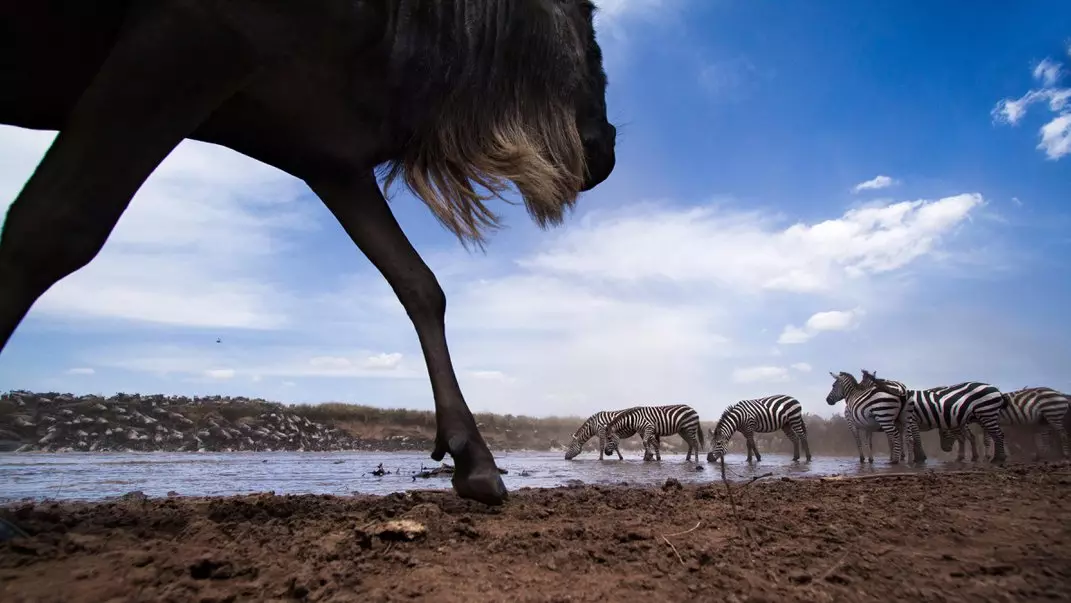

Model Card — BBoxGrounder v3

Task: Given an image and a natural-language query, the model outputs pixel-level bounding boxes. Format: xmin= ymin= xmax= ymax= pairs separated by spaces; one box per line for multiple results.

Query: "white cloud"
xmin=790 ymin=362 xmax=812 ymax=373
xmin=1034 ymin=58 xmax=1063 ymax=88
xmin=204 ymin=369 xmax=236 ymax=380
xmin=698 ymin=58 xmax=760 ymax=100
xmin=521 ymin=194 xmax=983 ymax=294
xmin=778 ymin=308 xmax=865 ymax=345
xmin=1038 ymin=113 xmax=1071 ymax=159
xmin=65 ymin=368 xmax=95 ymax=376
xmin=852 ymin=175 xmax=897 ymax=193
xmin=0 ymin=126 xmax=313 ymax=330
xmin=992 ymin=53 xmax=1071 ymax=161
xmin=732 ymin=366 xmax=789 ymax=384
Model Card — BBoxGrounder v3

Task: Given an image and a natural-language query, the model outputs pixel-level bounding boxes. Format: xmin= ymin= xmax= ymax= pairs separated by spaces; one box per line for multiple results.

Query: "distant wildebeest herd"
xmin=564 ymin=371 xmax=1071 ymax=466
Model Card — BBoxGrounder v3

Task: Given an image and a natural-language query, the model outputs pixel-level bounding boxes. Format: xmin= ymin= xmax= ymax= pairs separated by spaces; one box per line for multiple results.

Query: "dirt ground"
xmin=2 ymin=462 xmax=1070 ymax=602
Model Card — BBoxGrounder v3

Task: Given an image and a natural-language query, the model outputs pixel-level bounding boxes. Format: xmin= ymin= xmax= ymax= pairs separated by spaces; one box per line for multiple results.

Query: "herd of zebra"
xmin=563 ymin=370 xmax=1071 ymax=466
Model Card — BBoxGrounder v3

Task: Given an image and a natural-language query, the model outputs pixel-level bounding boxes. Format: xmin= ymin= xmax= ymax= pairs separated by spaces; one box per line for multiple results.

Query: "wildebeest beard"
xmin=379 ymin=0 xmax=597 ymax=247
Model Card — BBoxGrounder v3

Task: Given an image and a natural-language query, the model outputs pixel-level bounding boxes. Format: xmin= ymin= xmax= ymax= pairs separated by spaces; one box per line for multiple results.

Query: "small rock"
xmin=166 ymin=491 xmax=179 ymax=498
xmin=121 ymin=490 xmax=148 ymax=502
xmin=790 ymin=573 xmax=812 ymax=584
xmin=373 ymin=519 xmax=427 ymax=542
xmin=662 ymin=478 xmax=682 ymax=491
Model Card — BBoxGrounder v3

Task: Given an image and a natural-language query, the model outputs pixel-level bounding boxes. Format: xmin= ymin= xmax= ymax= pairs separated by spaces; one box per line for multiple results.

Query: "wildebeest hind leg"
xmin=313 ymin=175 xmax=507 ymax=506
xmin=0 ymin=4 xmax=259 ymax=354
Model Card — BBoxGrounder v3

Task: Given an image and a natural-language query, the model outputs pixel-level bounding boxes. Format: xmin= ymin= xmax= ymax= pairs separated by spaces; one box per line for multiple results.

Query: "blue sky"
xmin=1 ymin=0 xmax=1069 ymax=418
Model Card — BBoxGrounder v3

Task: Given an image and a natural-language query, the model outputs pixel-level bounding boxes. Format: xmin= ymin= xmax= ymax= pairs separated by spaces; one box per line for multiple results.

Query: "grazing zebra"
xmin=601 ymin=404 xmax=704 ymax=461
xmin=564 ymin=410 xmax=640 ymax=460
xmin=979 ymin=387 xmax=1071 ymax=460
xmin=860 ymin=369 xmax=978 ymax=462
xmin=826 ymin=371 xmax=918 ymax=464
xmin=866 ymin=373 xmax=1008 ymax=464
xmin=706 ymin=395 xmax=812 ymax=463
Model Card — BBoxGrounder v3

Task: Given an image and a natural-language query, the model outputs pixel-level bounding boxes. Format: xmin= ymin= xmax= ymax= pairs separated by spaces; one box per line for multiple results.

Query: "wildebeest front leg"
xmin=313 ymin=175 xmax=507 ymax=506
xmin=0 ymin=4 xmax=259 ymax=353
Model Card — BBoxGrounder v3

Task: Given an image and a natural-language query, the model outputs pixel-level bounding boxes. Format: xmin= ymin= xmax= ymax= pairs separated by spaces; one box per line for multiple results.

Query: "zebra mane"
xmin=572 ymin=411 xmax=612 ymax=440
xmin=712 ymin=404 xmax=738 ymax=439
xmin=602 ymin=405 xmax=646 ymax=434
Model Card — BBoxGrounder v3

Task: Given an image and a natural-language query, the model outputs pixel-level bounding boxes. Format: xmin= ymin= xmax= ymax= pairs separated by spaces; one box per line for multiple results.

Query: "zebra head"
xmin=826 ymin=371 xmax=857 ymax=405
xmin=707 ymin=437 xmax=728 ymax=463
xmin=938 ymin=429 xmax=957 ymax=453
xmin=706 ymin=414 xmax=733 ymax=462
xmin=859 ymin=369 xmax=878 ymax=389
xmin=564 ymin=435 xmax=584 ymax=459
xmin=602 ymin=431 xmax=620 ymax=456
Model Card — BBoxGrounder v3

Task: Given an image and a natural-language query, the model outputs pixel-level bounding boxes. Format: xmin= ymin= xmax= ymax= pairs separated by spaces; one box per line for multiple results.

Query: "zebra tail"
xmin=698 ymin=422 xmax=706 ymax=448
xmin=1000 ymin=392 xmax=1012 ymax=411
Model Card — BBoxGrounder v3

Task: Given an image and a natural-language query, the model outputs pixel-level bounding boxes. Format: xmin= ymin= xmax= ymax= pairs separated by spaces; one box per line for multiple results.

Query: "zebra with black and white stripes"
xmin=826 ymin=371 xmax=919 ymax=464
xmin=564 ymin=410 xmax=637 ymax=460
xmin=601 ymin=404 xmax=704 ymax=461
xmin=706 ymin=395 xmax=812 ymax=463
xmin=867 ymin=373 xmax=1008 ymax=464
xmin=860 ymin=369 xmax=977 ymax=462
xmin=980 ymin=387 xmax=1070 ymax=460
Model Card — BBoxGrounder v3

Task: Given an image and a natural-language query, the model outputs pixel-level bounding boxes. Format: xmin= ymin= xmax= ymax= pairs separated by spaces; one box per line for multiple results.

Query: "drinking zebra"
xmin=601 ymin=404 xmax=704 ymax=461
xmin=864 ymin=372 xmax=1008 ymax=463
xmin=979 ymin=387 xmax=1070 ymax=460
xmin=860 ymin=369 xmax=977 ymax=462
xmin=706 ymin=395 xmax=812 ymax=463
xmin=564 ymin=410 xmax=642 ymax=460
xmin=826 ymin=371 xmax=918 ymax=464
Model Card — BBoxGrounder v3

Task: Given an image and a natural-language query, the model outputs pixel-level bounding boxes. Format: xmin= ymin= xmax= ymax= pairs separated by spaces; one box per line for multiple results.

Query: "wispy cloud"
xmin=778 ymin=308 xmax=865 ymax=345
xmin=732 ymin=365 xmax=789 ymax=384
xmin=852 ymin=175 xmax=898 ymax=193
xmin=992 ymin=49 xmax=1071 ymax=160
xmin=65 ymin=368 xmax=95 ymax=376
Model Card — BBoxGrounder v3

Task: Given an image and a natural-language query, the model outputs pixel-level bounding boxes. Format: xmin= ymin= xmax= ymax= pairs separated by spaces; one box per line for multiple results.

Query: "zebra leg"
xmin=965 ymin=426 xmax=979 ymax=462
xmin=798 ymin=425 xmax=812 ymax=462
xmin=881 ymin=423 xmax=902 ymax=464
xmin=848 ymin=422 xmax=868 ymax=463
xmin=1033 ymin=428 xmax=1052 ymax=461
xmin=907 ymin=415 xmax=926 ymax=464
xmin=978 ymin=418 xmax=1007 ymax=464
xmin=1056 ymin=423 xmax=1071 ymax=459
xmin=782 ymin=425 xmax=800 ymax=461
xmin=597 ymin=434 xmax=605 ymax=460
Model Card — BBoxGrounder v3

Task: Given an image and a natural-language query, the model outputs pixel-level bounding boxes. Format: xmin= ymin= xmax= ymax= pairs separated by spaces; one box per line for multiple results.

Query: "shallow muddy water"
xmin=0 ymin=449 xmax=983 ymax=502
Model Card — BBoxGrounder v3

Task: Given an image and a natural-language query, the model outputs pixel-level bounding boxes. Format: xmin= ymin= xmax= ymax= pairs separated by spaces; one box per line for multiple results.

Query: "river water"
xmin=0 ymin=450 xmax=978 ymax=503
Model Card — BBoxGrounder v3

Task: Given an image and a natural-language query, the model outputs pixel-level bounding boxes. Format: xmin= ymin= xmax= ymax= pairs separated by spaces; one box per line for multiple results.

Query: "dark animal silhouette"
xmin=0 ymin=0 xmax=617 ymax=508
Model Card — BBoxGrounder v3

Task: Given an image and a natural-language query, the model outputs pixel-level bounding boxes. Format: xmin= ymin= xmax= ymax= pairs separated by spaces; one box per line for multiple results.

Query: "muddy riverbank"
xmin=2 ymin=462 xmax=1070 ymax=602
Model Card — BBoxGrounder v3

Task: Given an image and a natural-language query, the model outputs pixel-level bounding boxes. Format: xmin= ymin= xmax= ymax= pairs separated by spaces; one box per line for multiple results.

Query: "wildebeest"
xmin=0 ymin=0 xmax=617 ymax=508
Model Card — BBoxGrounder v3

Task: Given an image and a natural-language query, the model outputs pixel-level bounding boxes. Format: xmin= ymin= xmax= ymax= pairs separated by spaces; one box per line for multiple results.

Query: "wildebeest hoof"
xmin=452 ymin=464 xmax=508 ymax=506
xmin=433 ymin=430 xmax=509 ymax=506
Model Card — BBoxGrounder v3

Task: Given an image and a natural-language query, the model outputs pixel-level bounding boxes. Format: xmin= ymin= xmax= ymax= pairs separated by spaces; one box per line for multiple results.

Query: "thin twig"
xmin=740 ymin=472 xmax=775 ymax=489
xmin=664 ymin=520 xmax=702 ymax=538
xmin=820 ymin=550 xmax=851 ymax=581
xmin=661 ymin=535 xmax=684 ymax=565
xmin=720 ymin=457 xmax=755 ymax=560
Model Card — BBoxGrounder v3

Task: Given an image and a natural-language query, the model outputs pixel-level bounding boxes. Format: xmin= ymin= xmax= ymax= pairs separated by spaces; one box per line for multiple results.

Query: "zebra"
xmin=601 ymin=404 xmax=704 ymax=461
xmin=979 ymin=387 xmax=1070 ymax=460
xmin=860 ymin=369 xmax=978 ymax=462
xmin=706 ymin=395 xmax=812 ymax=463
xmin=826 ymin=371 xmax=919 ymax=464
xmin=564 ymin=410 xmax=642 ymax=460
xmin=865 ymin=372 xmax=1008 ymax=464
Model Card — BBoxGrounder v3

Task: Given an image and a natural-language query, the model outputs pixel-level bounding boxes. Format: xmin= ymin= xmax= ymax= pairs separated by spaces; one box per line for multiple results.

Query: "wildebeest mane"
xmin=380 ymin=0 xmax=595 ymax=246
